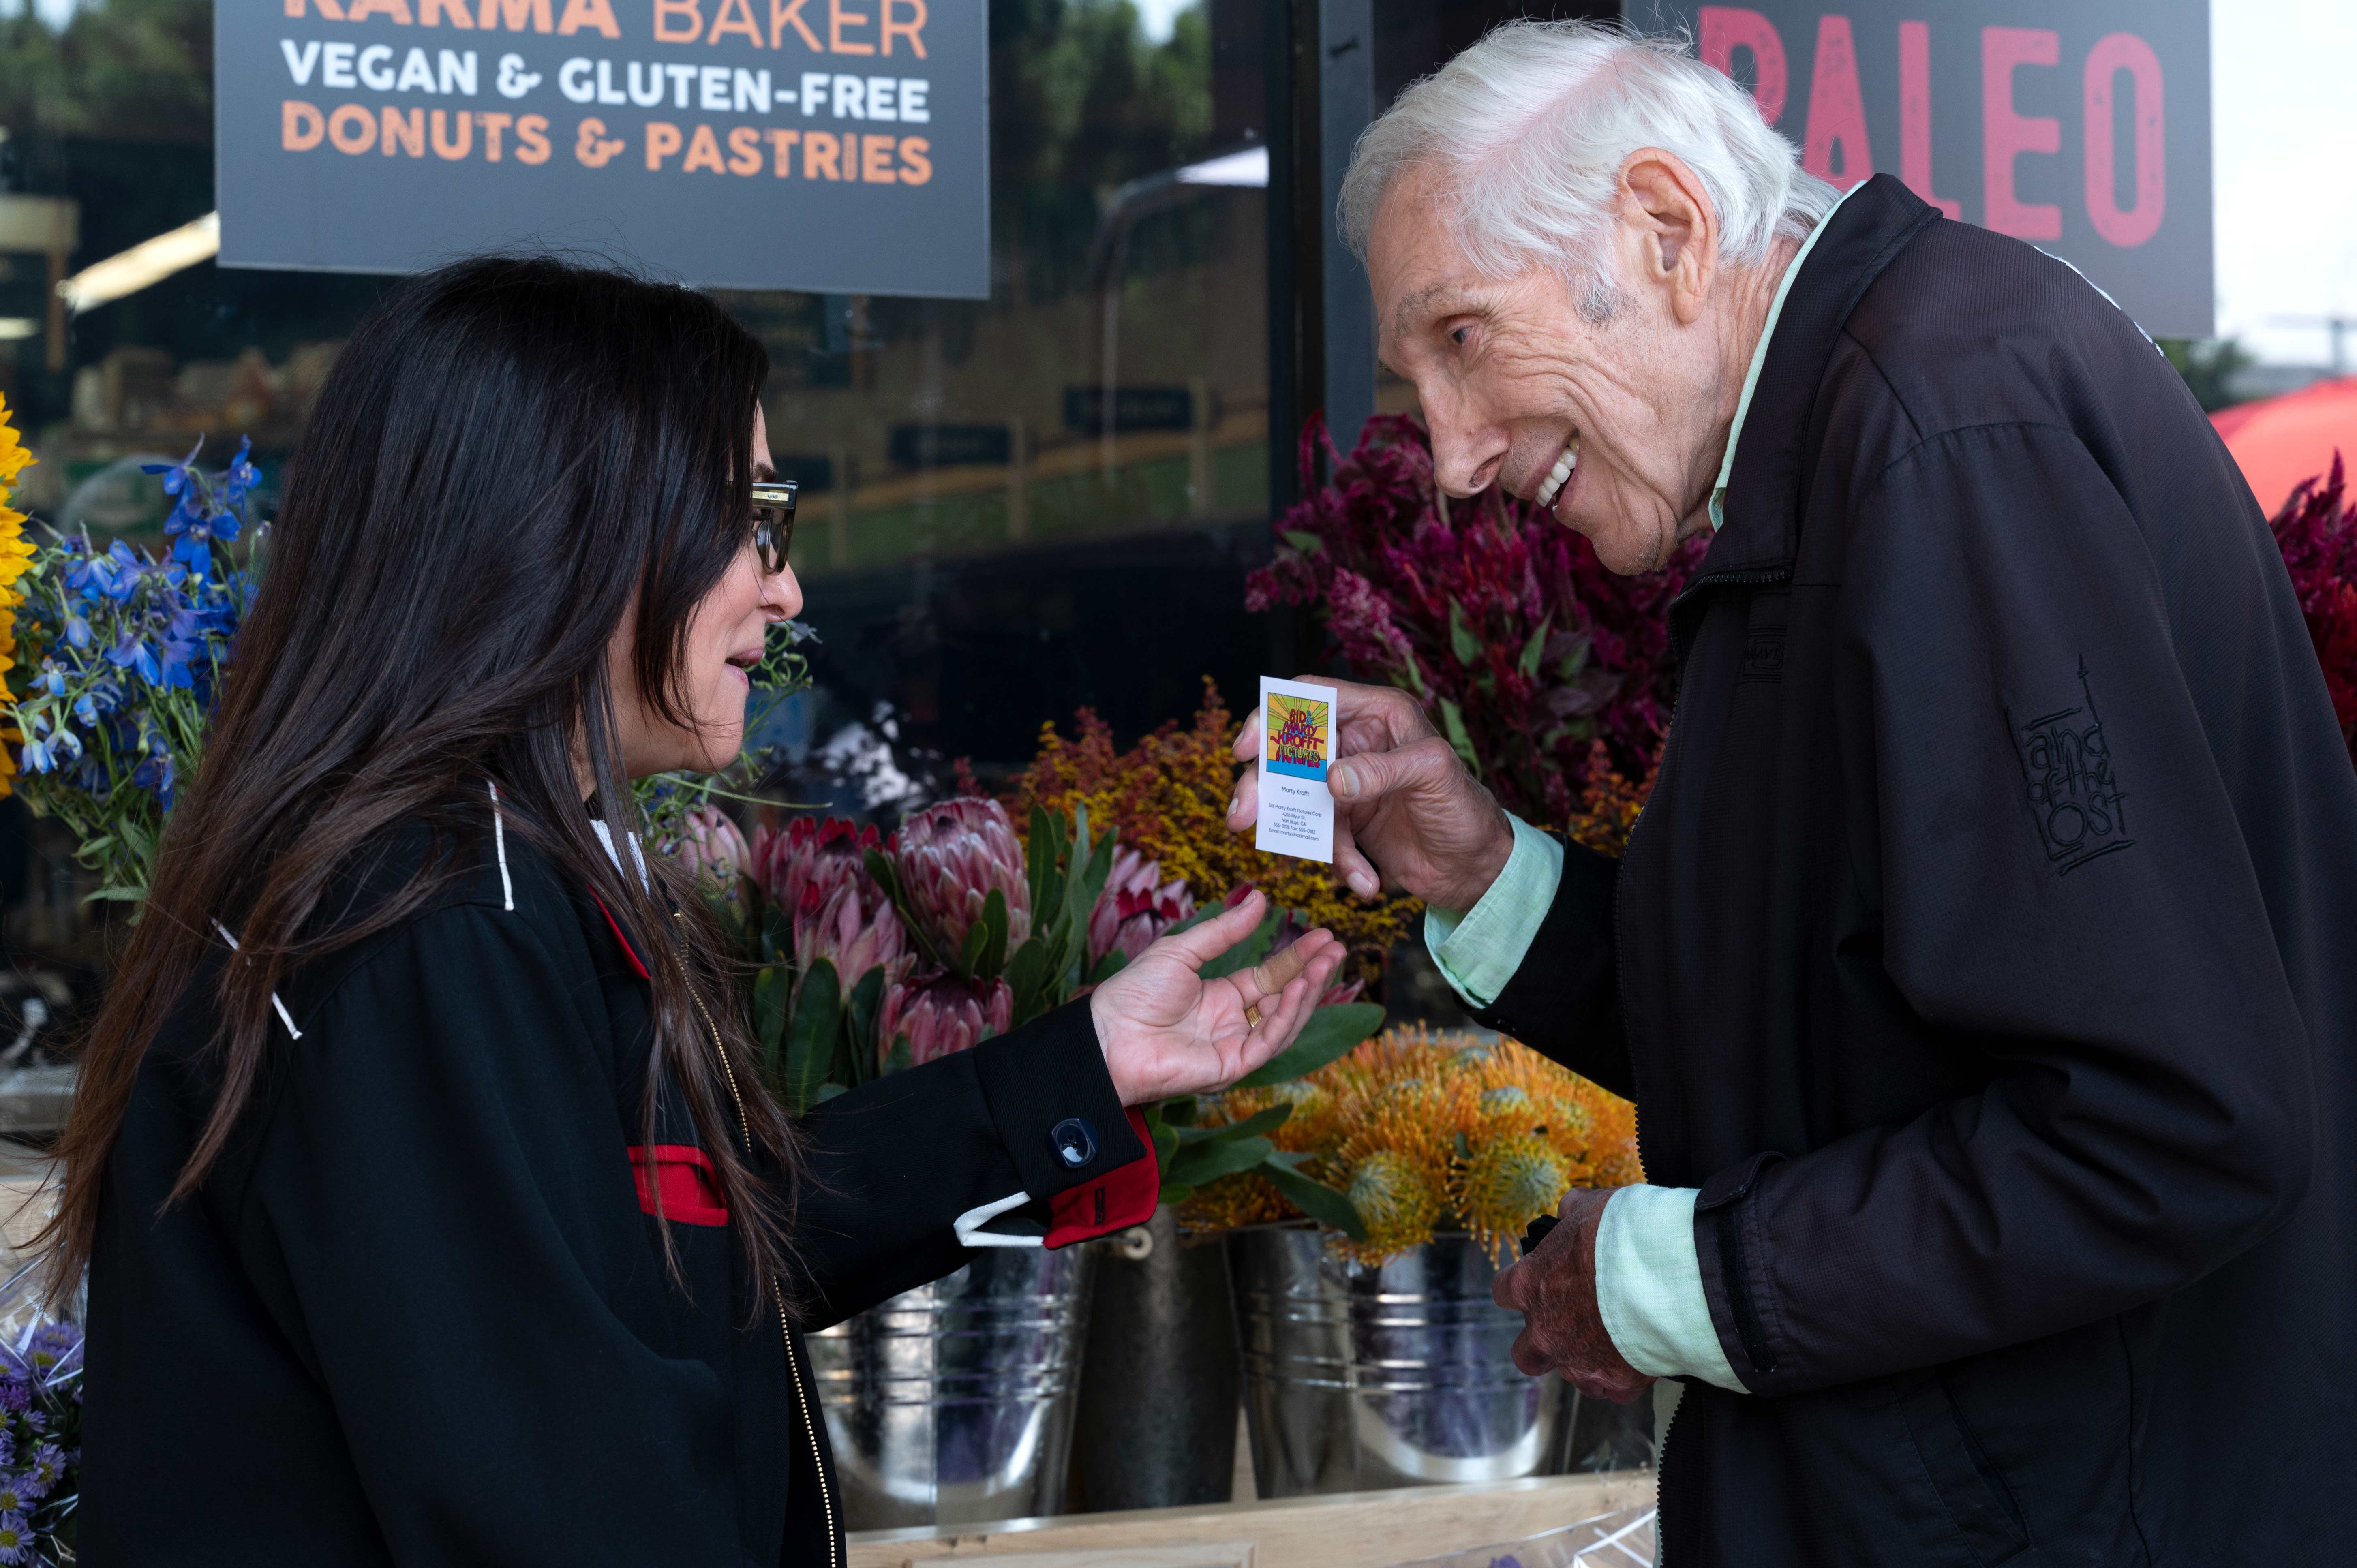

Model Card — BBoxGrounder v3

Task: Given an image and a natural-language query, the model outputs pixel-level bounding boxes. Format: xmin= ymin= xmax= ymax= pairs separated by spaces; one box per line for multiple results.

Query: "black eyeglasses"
xmin=750 ymin=481 xmax=798 ymax=574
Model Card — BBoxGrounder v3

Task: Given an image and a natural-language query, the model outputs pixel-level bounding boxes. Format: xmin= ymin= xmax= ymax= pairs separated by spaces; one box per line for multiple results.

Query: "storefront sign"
xmin=216 ymin=0 xmax=989 ymax=298
xmin=1628 ymin=2 xmax=2210 ymax=335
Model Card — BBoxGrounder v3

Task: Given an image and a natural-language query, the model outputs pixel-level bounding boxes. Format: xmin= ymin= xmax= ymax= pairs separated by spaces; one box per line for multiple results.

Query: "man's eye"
xmin=1451 ymin=326 xmax=1473 ymax=348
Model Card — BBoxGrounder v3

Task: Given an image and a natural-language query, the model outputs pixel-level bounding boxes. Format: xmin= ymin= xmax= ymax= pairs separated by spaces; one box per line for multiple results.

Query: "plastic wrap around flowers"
xmin=1 ymin=435 xmax=259 ymax=905
xmin=0 ymin=1264 xmax=84 ymax=1566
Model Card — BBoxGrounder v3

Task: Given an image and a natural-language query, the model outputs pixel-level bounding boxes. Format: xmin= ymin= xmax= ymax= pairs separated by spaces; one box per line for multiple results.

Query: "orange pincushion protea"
xmin=1181 ymin=1025 xmax=1642 ymax=1261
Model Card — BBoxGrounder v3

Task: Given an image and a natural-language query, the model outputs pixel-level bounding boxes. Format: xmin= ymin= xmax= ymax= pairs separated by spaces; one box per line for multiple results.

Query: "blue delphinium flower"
xmin=131 ymin=743 xmax=176 ymax=810
xmin=105 ymin=630 xmax=161 ymax=686
xmin=0 ymin=1510 xmax=32 ymax=1564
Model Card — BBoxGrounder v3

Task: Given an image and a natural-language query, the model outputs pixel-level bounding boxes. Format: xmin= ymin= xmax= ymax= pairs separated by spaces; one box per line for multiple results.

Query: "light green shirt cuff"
xmin=1421 ymin=814 xmax=1563 ymax=1010
xmin=1593 ymin=1184 xmax=1746 ymax=1393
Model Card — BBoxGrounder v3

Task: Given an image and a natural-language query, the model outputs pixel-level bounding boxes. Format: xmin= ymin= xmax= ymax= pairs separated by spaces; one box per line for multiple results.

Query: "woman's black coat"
xmin=81 ymin=817 xmax=1156 ymax=1565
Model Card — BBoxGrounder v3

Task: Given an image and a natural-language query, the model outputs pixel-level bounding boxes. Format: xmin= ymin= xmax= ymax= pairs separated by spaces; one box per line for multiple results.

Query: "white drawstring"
xmin=211 ymin=920 xmax=302 ymax=1041
xmin=487 ymin=779 xmax=514 ymax=911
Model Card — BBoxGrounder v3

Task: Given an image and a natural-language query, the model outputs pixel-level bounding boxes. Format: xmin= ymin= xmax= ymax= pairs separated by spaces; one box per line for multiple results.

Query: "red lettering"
xmin=1897 ymin=21 xmax=1960 ymax=218
xmin=647 ymin=120 xmax=684 ymax=169
xmin=478 ymin=109 xmax=513 ymax=159
xmin=283 ymin=100 xmax=326 ymax=151
xmin=1699 ymin=6 xmax=1786 ymax=126
xmin=654 ymin=0 xmax=702 ymax=42
xmin=804 ymin=128 xmax=841 ymax=179
xmin=287 ymin=0 xmax=348 ymax=16
xmin=684 ymin=124 xmax=728 ymax=173
xmin=766 ymin=127 xmax=801 ymax=175
xmin=880 ymin=0 xmax=924 ymax=58
xmin=1801 ymin=15 xmax=1870 ymax=190
xmin=772 ymin=0 xmax=821 ymax=51
xmin=709 ymin=0 xmax=762 ymax=45
xmin=381 ymin=106 xmax=426 ymax=157
xmin=430 ymin=108 xmax=473 ymax=158
xmin=2083 ymin=32 xmax=2164 ymax=248
xmin=347 ymin=0 xmax=415 ymax=21
xmin=556 ymin=0 xmax=619 ymax=36
xmin=420 ymin=0 xmax=474 ymax=24
xmin=1982 ymin=26 xmax=2061 ymax=240
xmin=897 ymin=135 xmax=929 ymax=184
xmin=516 ymin=113 xmax=552 ymax=163
xmin=828 ymin=0 xmax=873 ymax=56
xmin=728 ymin=126 xmax=765 ymax=174
xmin=328 ymin=103 xmax=377 ymax=153
xmin=478 ymin=0 xmax=552 ymax=28
xmin=861 ymin=131 xmax=894 ymax=182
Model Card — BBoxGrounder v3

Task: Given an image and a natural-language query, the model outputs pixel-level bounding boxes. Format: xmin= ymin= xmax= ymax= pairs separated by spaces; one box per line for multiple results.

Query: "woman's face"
xmin=611 ymin=405 xmax=803 ymax=779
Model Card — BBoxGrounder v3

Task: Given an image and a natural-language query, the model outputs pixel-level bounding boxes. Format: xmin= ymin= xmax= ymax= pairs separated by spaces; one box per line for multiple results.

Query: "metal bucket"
xmin=809 ymin=1245 xmax=1097 ymax=1530
xmin=1227 ymin=1225 xmax=1578 ymax=1497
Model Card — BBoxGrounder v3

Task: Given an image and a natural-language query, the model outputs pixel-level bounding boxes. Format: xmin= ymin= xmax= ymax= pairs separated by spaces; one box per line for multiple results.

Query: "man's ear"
xmin=1617 ymin=150 xmax=1719 ymax=326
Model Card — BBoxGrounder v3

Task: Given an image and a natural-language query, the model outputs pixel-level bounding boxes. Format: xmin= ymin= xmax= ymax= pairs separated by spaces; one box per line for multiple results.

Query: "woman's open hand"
xmin=1088 ymin=890 xmax=1344 ymax=1105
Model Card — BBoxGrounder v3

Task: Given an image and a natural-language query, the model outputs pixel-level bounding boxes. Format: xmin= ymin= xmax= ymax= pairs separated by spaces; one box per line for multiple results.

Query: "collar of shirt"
xmin=1708 ymin=180 xmax=1865 ymax=533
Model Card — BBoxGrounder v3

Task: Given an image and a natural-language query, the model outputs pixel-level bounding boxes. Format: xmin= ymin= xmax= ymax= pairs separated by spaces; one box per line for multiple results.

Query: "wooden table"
xmin=847 ymin=1470 xmax=1655 ymax=1568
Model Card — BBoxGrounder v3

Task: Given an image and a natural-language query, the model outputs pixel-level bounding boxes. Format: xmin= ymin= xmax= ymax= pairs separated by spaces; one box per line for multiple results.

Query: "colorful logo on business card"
xmin=1266 ymin=694 xmax=1330 ymax=781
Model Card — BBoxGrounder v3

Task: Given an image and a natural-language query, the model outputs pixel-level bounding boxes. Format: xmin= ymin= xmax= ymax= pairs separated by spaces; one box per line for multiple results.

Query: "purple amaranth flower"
xmin=667 ymin=805 xmax=750 ymax=888
xmin=751 ymin=816 xmax=883 ymax=922
xmin=891 ymin=798 xmax=1032 ymax=959
xmin=878 ymin=970 xmax=1013 ymax=1069
xmin=1086 ymin=848 xmax=1195 ymax=968
xmin=794 ymin=882 xmax=914 ymax=997
xmin=0 ymin=1510 xmax=31 ymax=1565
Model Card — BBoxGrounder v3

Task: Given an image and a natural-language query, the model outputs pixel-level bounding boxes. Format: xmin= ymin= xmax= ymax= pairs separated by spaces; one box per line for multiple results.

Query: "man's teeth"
xmin=1533 ymin=439 xmax=1580 ymax=508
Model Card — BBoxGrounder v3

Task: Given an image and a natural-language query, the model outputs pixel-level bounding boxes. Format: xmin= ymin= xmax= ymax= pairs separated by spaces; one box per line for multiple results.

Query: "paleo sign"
xmin=1628 ymin=2 xmax=2211 ymax=336
xmin=217 ymin=0 xmax=988 ymax=298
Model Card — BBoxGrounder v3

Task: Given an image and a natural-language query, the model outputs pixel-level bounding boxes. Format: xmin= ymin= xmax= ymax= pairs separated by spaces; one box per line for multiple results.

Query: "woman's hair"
xmin=1338 ymin=18 xmax=1839 ymax=319
xmin=46 ymin=254 xmax=804 ymax=1307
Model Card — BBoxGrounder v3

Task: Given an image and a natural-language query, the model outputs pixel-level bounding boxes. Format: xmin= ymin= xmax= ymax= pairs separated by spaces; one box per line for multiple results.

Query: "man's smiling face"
xmin=1368 ymin=158 xmax=1740 ymax=575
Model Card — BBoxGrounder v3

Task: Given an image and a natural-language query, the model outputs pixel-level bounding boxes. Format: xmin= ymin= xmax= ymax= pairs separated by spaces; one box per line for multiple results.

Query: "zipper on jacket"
xmin=685 ymin=965 xmax=842 ymax=1568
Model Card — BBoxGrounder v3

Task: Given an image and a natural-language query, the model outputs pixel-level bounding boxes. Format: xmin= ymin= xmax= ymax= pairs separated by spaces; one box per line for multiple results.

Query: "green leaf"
xmin=1028 ymin=804 xmax=1056 ymax=914
xmin=1175 ymin=1102 xmax=1292 ymax=1143
xmin=1398 ymin=652 xmax=1429 ymax=700
xmin=844 ymin=966 xmax=886 ymax=1085
xmin=1004 ymin=935 xmax=1052 ymax=1025
xmin=866 ymin=847 xmax=941 ymax=968
xmin=954 ymin=917 xmax=989 ymax=981
xmin=1448 ymin=599 xmax=1481 ymax=666
xmin=781 ymin=961 xmax=841 ymax=1115
xmin=1160 ymin=1094 xmax=1198 ymax=1128
xmin=1557 ymin=633 xmax=1592 ymax=679
xmin=977 ymin=888 xmax=1009 ymax=980
xmin=1158 ymin=1182 xmax=1197 ymax=1207
xmin=1439 ymin=697 xmax=1481 ymax=777
xmin=1084 ymin=948 xmax=1127 ymax=986
xmin=1516 ymin=615 xmax=1552 ymax=680
xmin=1234 ymin=1002 xmax=1386 ymax=1087
xmin=1165 ymin=1134 xmax=1274 ymax=1189
xmin=1263 ymin=1151 xmax=1366 ymax=1241
xmin=1280 ymin=529 xmax=1324 ymax=555
xmin=816 ymin=1082 xmax=851 ymax=1103
xmin=883 ymin=1032 xmax=913 ymax=1076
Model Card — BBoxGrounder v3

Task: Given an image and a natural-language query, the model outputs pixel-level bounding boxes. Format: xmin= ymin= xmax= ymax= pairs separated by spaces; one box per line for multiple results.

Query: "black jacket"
xmin=1477 ymin=175 xmax=2357 ymax=1566
xmin=83 ymin=817 xmax=1153 ymax=1565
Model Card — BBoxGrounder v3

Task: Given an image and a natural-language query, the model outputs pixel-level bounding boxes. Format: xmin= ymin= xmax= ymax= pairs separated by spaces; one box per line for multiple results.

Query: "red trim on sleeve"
xmin=1043 ymin=1107 xmax=1160 ymax=1249
xmin=593 ymin=894 xmax=652 ymax=980
xmin=629 ymin=1144 xmax=730 ymax=1226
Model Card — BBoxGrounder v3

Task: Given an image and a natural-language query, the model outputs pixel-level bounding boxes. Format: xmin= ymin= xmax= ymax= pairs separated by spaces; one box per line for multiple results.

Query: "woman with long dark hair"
xmin=54 ymin=257 xmax=1341 ymax=1564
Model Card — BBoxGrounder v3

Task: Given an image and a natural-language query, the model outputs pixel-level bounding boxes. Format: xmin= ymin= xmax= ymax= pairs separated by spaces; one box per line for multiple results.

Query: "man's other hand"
xmin=1493 ymin=1187 xmax=1656 ymax=1405
xmin=1225 ymin=676 xmax=1514 ymax=910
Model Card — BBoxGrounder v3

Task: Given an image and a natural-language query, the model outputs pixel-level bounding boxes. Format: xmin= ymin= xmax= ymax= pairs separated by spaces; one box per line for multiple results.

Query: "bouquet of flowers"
xmin=1180 ymin=1025 xmax=1642 ymax=1262
xmin=1246 ymin=415 xmax=1698 ymax=825
xmin=0 ymin=431 xmax=259 ymax=906
xmin=2270 ymin=453 xmax=2357 ymax=762
xmin=0 ymin=1264 xmax=83 ymax=1565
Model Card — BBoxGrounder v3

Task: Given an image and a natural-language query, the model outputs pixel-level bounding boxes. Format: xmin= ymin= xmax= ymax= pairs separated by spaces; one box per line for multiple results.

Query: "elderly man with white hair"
xmin=1228 ymin=20 xmax=2355 ymax=1566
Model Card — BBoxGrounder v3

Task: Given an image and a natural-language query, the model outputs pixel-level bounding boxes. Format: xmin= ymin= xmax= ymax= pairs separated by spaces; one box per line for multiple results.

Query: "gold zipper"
xmin=683 ymin=966 xmax=842 ymax=1568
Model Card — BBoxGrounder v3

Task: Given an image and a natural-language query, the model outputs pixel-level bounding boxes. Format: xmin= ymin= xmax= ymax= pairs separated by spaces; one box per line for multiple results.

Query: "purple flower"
xmin=24 ymin=1324 xmax=79 ymax=1385
xmin=878 ymin=970 xmax=1013 ymax=1069
xmin=666 ymin=805 xmax=750 ymax=888
xmin=1086 ymin=849 xmax=1195 ymax=968
xmin=105 ymin=630 xmax=161 ymax=686
xmin=0 ymin=1477 xmax=28 ymax=1516
xmin=17 ymin=1448 xmax=58 ymax=1500
xmin=751 ymin=816 xmax=883 ymax=924
xmin=891 ymin=798 xmax=1033 ymax=960
xmin=795 ymin=882 xmax=913 ymax=998
xmin=0 ymin=1510 xmax=32 ymax=1564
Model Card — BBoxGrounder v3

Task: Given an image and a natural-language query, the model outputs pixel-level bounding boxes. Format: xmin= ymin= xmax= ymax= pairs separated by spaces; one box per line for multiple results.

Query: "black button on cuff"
xmin=1051 ymin=1117 xmax=1099 ymax=1170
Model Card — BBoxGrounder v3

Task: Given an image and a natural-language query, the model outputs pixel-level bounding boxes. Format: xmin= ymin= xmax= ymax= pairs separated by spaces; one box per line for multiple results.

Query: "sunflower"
xmin=0 ymin=394 xmax=36 ymax=799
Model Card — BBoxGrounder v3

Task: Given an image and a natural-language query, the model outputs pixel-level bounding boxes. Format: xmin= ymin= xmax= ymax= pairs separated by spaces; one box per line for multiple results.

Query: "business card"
xmin=1255 ymin=675 xmax=1336 ymax=864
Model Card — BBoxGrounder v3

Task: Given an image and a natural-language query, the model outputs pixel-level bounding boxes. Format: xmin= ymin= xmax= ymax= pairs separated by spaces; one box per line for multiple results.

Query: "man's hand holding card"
xmin=1225 ymin=674 xmax=1516 ymax=911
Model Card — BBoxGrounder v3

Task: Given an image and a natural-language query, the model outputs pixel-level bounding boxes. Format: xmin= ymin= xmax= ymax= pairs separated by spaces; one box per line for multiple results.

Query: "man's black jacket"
xmin=1477 ymin=175 xmax=2356 ymax=1566
xmin=83 ymin=815 xmax=1152 ymax=1565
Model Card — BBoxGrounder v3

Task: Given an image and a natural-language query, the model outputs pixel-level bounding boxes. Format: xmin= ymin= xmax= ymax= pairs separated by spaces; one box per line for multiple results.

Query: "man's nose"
xmin=1423 ymin=394 xmax=1507 ymax=498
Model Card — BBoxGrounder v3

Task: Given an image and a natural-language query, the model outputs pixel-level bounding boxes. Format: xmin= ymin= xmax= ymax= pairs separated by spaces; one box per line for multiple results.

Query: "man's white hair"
xmin=1340 ymin=19 xmax=1838 ymax=316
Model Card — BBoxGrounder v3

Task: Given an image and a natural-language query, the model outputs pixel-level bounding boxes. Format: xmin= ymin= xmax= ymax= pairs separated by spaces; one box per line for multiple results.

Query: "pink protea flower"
xmin=795 ymin=881 xmax=914 ymax=996
xmin=891 ymin=798 xmax=1033 ymax=958
xmin=751 ymin=816 xmax=884 ymax=918
xmin=670 ymin=805 xmax=750 ymax=887
xmin=1087 ymin=847 xmax=1195 ymax=967
xmin=879 ymin=969 xmax=1014 ymax=1067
